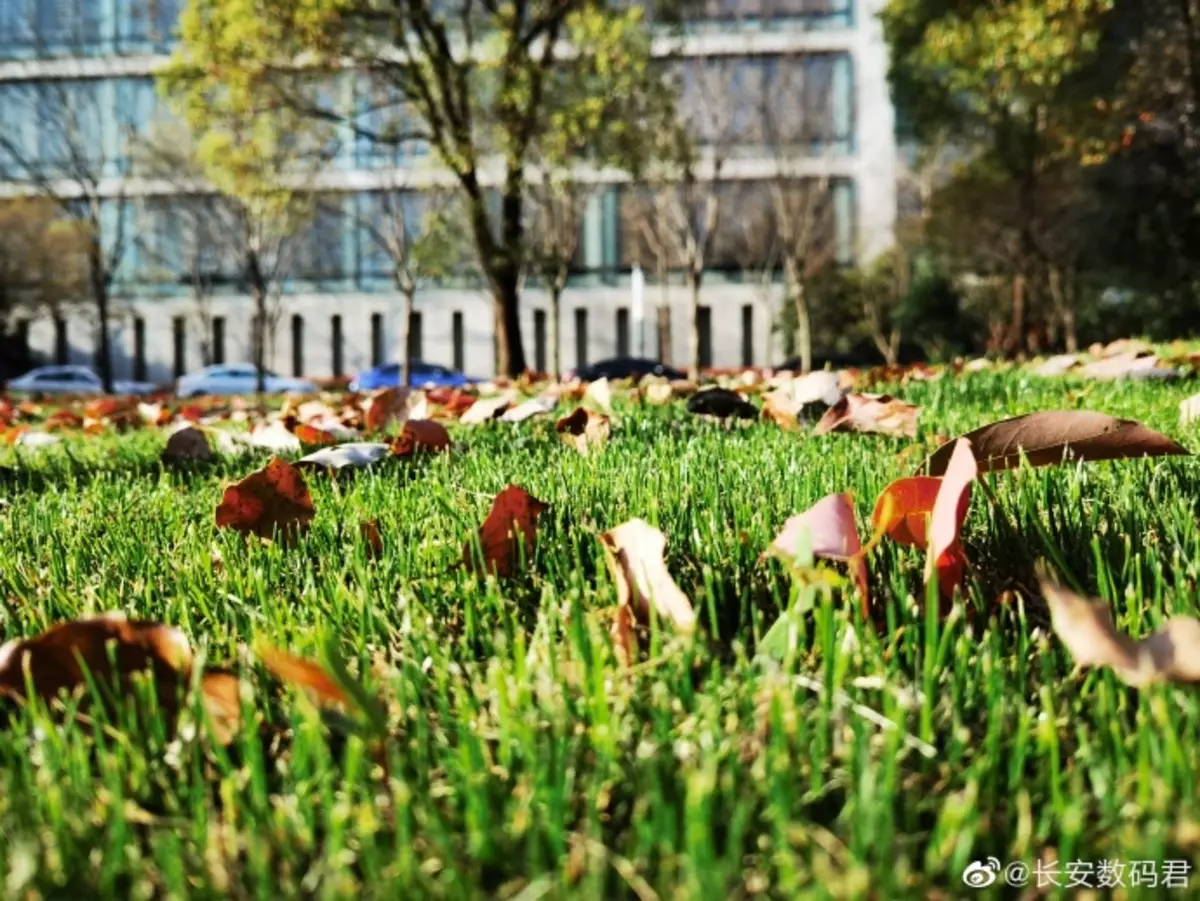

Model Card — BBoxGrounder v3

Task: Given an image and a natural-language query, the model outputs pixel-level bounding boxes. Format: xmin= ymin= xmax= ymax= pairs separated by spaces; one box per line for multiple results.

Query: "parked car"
xmin=567 ymin=357 xmax=686 ymax=382
xmin=349 ymin=361 xmax=477 ymax=392
xmin=6 ymin=365 xmax=157 ymax=396
xmin=175 ymin=364 xmax=318 ymax=397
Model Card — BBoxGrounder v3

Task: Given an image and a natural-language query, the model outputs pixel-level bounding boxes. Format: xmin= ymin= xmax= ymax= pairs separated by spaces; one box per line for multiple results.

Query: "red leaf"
xmin=214 ymin=457 xmax=315 ymax=542
xmin=769 ymin=493 xmax=869 ymax=613
xmin=463 ymin=485 xmax=549 ymax=578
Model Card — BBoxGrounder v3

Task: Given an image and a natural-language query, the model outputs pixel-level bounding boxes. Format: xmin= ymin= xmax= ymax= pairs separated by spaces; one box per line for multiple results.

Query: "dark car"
xmin=569 ymin=357 xmax=686 ymax=382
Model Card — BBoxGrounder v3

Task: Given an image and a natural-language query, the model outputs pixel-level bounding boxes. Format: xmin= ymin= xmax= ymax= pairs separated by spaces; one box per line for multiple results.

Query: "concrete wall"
xmin=21 ymin=283 xmax=791 ymax=384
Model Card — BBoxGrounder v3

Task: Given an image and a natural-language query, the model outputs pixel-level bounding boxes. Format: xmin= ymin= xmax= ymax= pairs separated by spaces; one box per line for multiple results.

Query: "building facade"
xmin=0 ymin=0 xmax=897 ymax=383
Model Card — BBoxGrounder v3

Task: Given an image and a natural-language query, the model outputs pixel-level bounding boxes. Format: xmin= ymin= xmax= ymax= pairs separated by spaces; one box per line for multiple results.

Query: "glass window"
xmin=172 ymin=316 xmax=186 ymax=377
xmin=616 ymin=308 xmax=630 ymax=357
xmin=741 ymin=304 xmax=754 ymax=366
xmin=291 ymin=315 xmax=304 ymax=377
xmin=119 ymin=0 xmax=180 ymax=50
xmin=36 ymin=80 xmax=105 ymax=173
xmin=574 ymin=308 xmax=588 ymax=369
xmin=371 ymin=312 xmax=384 ymax=366
xmin=297 ymin=196 xmax=346 ymax=281
xmin=212 ymin=316 xmax=225 ymax=364
xmin=133 ymin=316 xmax=146 ymax=380
xmin=353 ymin=74 xmax=426 ymax=168
xmin=331 ymin=314 xmax=343 ymax=377
xmin=534 ymin=310 xmax=547 ymax=373
xmin=698 ymin=306 xmax=713 ymax=369
xmin=407 ymin=312 xmax=423 ymax=361
xmin=54 ymin=317 xmax=68 ymax=364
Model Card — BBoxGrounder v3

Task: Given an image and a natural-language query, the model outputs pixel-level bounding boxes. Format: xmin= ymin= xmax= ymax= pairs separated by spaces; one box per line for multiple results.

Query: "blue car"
xmin=349 ymin=361 xmax=477 ymax=392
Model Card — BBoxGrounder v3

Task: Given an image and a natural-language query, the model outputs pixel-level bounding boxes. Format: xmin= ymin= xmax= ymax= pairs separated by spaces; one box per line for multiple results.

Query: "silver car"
xmin=6 ymin=365 xmax=158 ymax=395
xmin=175 ymin=364 xmax=318 ymax=397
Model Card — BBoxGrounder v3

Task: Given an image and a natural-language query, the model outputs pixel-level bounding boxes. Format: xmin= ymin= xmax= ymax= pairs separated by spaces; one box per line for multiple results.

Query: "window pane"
xmin=534 ymin=310 xmax=547 ymax=373
xmin=452 ymin=312 xmax=465 ymax=371
xmin=574 ymin=308 xmax=588 ymax=369
xmin=291 ymin=315 xmax=304 ymax=377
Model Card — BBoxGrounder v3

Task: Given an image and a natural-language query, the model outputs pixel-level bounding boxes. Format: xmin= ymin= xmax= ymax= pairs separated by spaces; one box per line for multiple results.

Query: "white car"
xmin=175 ymin=363 xmax=318 ymax=397
xmin=6 ymin=365 xmax=158 ymax=396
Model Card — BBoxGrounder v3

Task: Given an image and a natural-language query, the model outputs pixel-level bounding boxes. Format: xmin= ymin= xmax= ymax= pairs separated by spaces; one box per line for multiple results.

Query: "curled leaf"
xmin=214 ymin=457 xmax=315 ymax=542
xmin=257 ymin=644 xmax=350 ymax=707
xmin=814 ymin=394 xmax=918 ymax=439
xmin=500 ymin=395 xmax=557 ymax=423
xmin=459 ymin=393 xmax=514 ymax=425
xmin=600 ymin=518 xmax=696 ymax=636
xmin=360 ymin=519 xmax=384 ymax=559
xmin=295 ymin=442 xmax=392 ymax=472
xmin=1039 ymin=570 xmax=1200 ymax=687
xmin=924 ymin=410 xmax=1189 ymax=476
xmin=363 ymin=386 xmax=412 ymax=433
xmin=294 ymin=423 xmax=339 ymax=446
xmin=390 ymin=420 xmax=452 ymax=457
xmin=583 ymin=377 xmax=614 ymax=415
xmin=768 ymin=493 xmax=869 ymax=612
xmin=555 ymin=406 xmax=611 ymax=455
xmin=464 ymin=485 xmax=549 ymax=577
xmin=871 ymin=477 xmax=943 ymax=547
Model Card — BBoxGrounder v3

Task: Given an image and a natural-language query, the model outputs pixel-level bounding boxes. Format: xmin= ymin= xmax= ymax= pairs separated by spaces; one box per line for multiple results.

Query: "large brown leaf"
xmin=390 ymin=420 xmax=452 ymax=457
xmin=463 ymin=485 xmax=549 ymax=577
xmin=214 ymin=457 xmax=315 ymax=542
xmin=923 ymin=411 xmax=1189 ymax=476
xmin=555 ymin=406 xmax=611 ymax=455
xmin=1039 ymin=572 xmax=1200 ymax=687
xmin=0 ymin=613 xmax=192 ymax=711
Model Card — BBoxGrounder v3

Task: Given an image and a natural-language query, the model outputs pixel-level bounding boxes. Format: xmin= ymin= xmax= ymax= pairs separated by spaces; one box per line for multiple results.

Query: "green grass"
xmin=2 ymin=372 xmax=1200 ymax=899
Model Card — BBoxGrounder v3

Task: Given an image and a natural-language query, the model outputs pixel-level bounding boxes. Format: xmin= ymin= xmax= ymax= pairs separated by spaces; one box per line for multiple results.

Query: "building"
xmin=0 ymin=0 xmax=897 ymax=382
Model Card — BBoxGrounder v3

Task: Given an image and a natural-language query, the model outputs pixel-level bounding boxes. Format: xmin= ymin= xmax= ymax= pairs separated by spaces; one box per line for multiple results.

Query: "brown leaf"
xmin=643 ymin=382 xmax=674 ymax=406
xmin=390 ymin=420 xmax=451 ymax=457
xmin=813 ymin=394 xmax=918 ymax=439
xmin=257 ymin=645 xmax=350 ymax=707
xmin=583 ymin=378 xmax=614 ymax=415
xmin=294 ymin=423 xmax=339 ymax=446
xmin=0 ymin=613 xmax=192 ymax=712
xmin=199 ymin=668 xmax=242 ymax=745
xmin=555 ymin=406 xmax=611 ymax=455
xmin=363 ymin=386 xmax=412 ymax=433
xmin=464 ymin=485 xmax=549 ymax=577
xmin=923 ymin=411 xmax=1189 ymax=476
xmin=1038 ymin=572 xmax=1200 ymax=687
xmin=600 ymin=519 xmax=696 ymax=635
xmin=162 ymin=426 xmax=213 ymax=464
xmin=360 ymin=519 xmax=384 ymax=559
xmin=214 ymin=457 xmax=315 ymax=542
xmin=459 ymin=393 xmax=514 ymax=425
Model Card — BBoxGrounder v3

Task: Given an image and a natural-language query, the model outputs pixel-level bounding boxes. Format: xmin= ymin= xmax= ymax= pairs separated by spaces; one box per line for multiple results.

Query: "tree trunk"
xmin=491 ymin=267 xmax=527 ymax=377
xmin=400 ymin=284 xmax=415 ymax=387
xmin=1007 ymin=272 xmax=1026 ymax=356
xmin=687 ymin=270 xmax=701 ymax=381
xmin=656 ymin=265 xmax=671 ymax=364
xmin=250 ymin=290 xmax=267 ymax=395
xmin=888 ymin=329 xmax=901 ymax=366
xmin=88 ymin=239 xmax=113 ymax=393
xmin=794 ymin=286 xmax=813 ymax=375
xmin=549 ymin=283 xmax=562 ymax=379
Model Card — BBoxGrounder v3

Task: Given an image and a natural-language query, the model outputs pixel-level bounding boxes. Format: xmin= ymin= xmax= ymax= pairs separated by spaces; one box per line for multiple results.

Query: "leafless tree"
xmin=0 ymin=76 xmax=146 ymax=390
xmin=759 ymin=53 xmax=844 ymax=373
xmin=526 ymin=169 xmax=590 ymax=377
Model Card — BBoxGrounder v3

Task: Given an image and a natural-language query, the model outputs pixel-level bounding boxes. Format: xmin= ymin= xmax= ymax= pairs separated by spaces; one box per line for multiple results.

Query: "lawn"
xmin=1 ymin=370 xmax=1199 ymax=899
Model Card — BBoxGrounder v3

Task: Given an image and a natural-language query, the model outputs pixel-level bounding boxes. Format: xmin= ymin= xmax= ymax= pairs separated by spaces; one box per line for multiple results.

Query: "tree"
xmin=164 ymin=0 xmax=665 ymax=377
xmin=526 ymin=171 xmax=587 ymax=377
xmin=0 ymin=78 xmax=147 ymax=390
xmin=882 ymin=0 xmax=1116 ymax=353
xmin=354 ymin=179 xmax=463 ymax=385
xmin=0 ymin=198 xmax=89 ymax=375
xmin=156 ymin=65 xmax=327 ymax=394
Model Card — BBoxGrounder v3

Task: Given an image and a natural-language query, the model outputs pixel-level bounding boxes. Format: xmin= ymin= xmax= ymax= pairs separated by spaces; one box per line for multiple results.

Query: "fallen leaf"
xmin=555 ymin=406 xmax=611 ymax=455
xmin=257 ymin=645 xmax=350 ymax=707
xmin=162 ymin=425 xmax=213 ymax=464
xmin=214 ymin=457 xmax=315 ymax=542
xmin=294 ymin=442 xmax=392 ymax=472
xmin=390 ymin=420 xmax=452 ymax=457
xmin=1039 ymin=570 xmax=1200 ymax=687
xmin=464 ymin=485 xmax=549 ymax=578
xmin=360 ymin=520 xmax=384 ymax=559
xmin=643 ymin=383 xmax=674 ymax=406
xmin=686 ymin=388 xmax=757 ymax=420
xmin=871 ymin=477 xmax=943 ymax=547
xmin=1182 ymin=393 xmax=1200 ymax=427
xmin=1079 ymin=352 xmax=1177 ymax=381
xmin=768 ymin=493 xmax=869 ymax=610
xmin=583 ymin=378 xmax=614 ymax=415
xmin=0 ymin=613 xmax=192 ymax=712
xmin=363 ymin=386 xmax=413 ymax=433
xmin=198 ymin=668 xmax=242 ymax=745
xmin=600 ymin=519 xmax=696 ymax=636
xmin=44 ymin=410 xmax=82 ymax=432
xmin=459 ymin=393 xmax=514 ymax=425
xmin=500 ymin=395 xmax=557 ymax=423
xmin=249 ymin=421 xmax=302 ymax=453
xmin=925 ymin=439 xmax=978 ymax=599
xmin=14 ymin=431 xmax=60 ymax=448
xmin=1031 ymin=354 xmax=1080 ymax=377
xmin=814 ymin=394 xmax=919 ymax=439
xmin=294 ymin=423 xmax=339 ymax=446
xmin=923 ymin=411 xmax=1189 ymax=476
